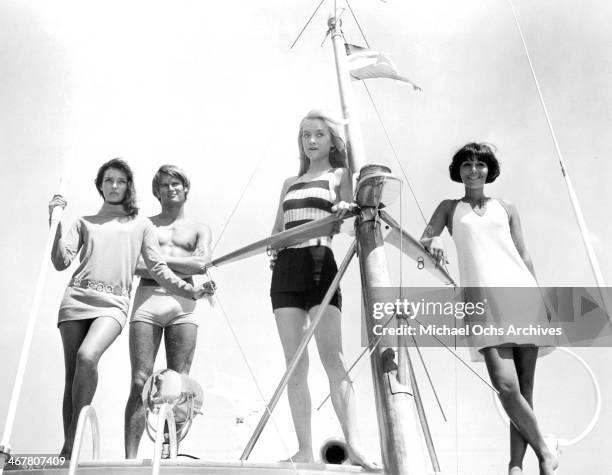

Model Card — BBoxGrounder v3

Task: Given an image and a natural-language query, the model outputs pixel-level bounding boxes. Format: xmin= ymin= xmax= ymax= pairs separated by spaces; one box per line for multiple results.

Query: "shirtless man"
xmin=124 ymin=164 xmax=213 ymax=458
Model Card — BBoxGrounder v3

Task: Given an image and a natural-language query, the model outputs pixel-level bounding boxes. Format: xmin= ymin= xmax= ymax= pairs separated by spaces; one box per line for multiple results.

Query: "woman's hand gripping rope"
xmin=421 ymin=235 xmax=449 ymax=267
xmin=331 ymin=200 xmax=357 ymax=235
xmin=331 ymin=200 xmax=356 ymax=219
xmin=48 ymin=194 xmax=67 ymax=223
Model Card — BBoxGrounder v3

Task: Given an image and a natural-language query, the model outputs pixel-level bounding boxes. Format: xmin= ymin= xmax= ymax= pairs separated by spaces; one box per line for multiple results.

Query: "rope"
xmin=213 ymin=294 xmax=296 ymax=467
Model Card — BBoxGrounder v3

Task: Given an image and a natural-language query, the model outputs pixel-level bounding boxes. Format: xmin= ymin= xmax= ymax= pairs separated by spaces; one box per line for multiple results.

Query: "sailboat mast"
xmin=328 ymin=5 xmax=429 ymax=474
xmin=327 ymin=10 xmax=365 ymax=176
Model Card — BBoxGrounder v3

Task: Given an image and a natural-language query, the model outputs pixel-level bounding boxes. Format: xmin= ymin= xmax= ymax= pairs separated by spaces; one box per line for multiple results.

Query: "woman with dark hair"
xmin=49 ymin=158 xmax=212 ymax=458
xmin=269 ymin=110 xmax=374 ymax=469
xmin=420 ymin=143 xmax=557 ymax=475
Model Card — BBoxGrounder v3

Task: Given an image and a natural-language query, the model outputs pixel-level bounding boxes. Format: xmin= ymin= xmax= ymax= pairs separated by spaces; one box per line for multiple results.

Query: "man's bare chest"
xmin=155 ymin=224 xmax=198 ymax=253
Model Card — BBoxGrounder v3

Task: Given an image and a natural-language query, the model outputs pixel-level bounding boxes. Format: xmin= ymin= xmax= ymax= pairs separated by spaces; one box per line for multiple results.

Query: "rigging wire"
xmin=211 ymin=142 xmax=270 ymax=254
xmin=315 ymin=312 xmax=397 ymax=411
xmin=213 ymin=294 xmax=297 ymax=468
xmin=345 ymin=0 xmax=429 ymax=225
xmin=505 ymin=0 xmax=608 ymax=291
xmin=410 ymin=335 xmax=447 ymax=422
xmin=361 ymin=82 xmax=428 ymax=224
xmin=342 ymin=0 xmax=498 ymax=400
xmin=345 ymin=0 xmax=370 ymax=49
xmin=289 ymin=0 xmax=327 ymax=50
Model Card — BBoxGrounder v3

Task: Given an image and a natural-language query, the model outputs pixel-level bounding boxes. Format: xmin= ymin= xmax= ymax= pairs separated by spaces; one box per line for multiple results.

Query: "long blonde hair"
xmin=297 ymin=109 xmax=348 ymax=177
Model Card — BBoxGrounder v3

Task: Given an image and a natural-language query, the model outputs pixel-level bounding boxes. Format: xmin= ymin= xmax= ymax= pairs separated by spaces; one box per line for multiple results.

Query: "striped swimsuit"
xmin=282 ymin=169 xmax=337 ymax=248
xmin=270 ymin=169 xmax=342 ymax=309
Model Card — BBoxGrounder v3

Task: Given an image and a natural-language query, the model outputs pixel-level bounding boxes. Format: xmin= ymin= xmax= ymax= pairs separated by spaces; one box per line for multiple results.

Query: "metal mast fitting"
xmin=355 ymin=165 xmax=430 ymax=475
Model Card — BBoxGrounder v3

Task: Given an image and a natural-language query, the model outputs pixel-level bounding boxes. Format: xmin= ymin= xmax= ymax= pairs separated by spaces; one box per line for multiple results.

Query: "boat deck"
xmin=4 ymin=459 xmax=381 ymax=475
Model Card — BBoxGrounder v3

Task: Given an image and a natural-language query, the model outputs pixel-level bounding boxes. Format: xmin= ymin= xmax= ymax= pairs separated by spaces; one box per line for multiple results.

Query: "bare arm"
xmin=139 ymin=223 xmax=199 ymax=299
xmin=163 ymin=224 xmax=212 ymax=275
xmin=503 ymin=200 xmax=538 ymax=281
xmin=331 ymin=167 xmax=355 ymax=218
xmin=420 ymin=200 xmax=453 ymax=264
xmin=271 ymin=177 xmax=295 ymax=235
xmin=49 ymin=194 xmax=81 ymax=271
xmin=51 ymin=220 xmax=82 ymax=271
xmin=337 ymin=167 xmax=353 ymax=203
xmin=269 ymin=177 xmax=295 ymax=270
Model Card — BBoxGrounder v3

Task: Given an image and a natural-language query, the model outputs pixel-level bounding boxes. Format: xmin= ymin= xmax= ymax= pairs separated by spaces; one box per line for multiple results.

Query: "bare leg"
xmin=124 ymin=322 xmax=163 ymax=458
xmin=483 ymin=347 xmax=557 ymax=475
xmin=508 ymin=347 xmax=538 ymax=474
xmin=164 ymin=323 xmax=198 ymax=444
xmin=60 ymin=317 xmax=122 ymax=458
xmin=59 ymin=320 xmax=93 ymax=441
xmin=274 ymin=308 xmax=313 ymax=463
xmin=165 ymin=323 xmax=198 ymax=373
xmin=312 ymin=304 xmax=376 ymax=470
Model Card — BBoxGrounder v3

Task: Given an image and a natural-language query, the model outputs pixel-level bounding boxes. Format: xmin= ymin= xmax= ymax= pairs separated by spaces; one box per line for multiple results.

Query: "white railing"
xmin=493 ymin=347 xmax=602 ymax=447
xmin=68 ymin=405 xmax=100 ymax=475
xmin=151 ymin=403 xmax=178 ymax=475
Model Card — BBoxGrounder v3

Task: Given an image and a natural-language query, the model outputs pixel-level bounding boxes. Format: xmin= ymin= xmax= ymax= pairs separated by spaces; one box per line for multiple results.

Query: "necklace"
xmin=461 ymin=197 xmax=489 ymax=217
xmin=462 ymin=196 xmax=488 ymax=208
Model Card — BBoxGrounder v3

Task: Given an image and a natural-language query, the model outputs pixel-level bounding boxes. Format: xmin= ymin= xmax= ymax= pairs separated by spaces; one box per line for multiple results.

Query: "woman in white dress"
xmin=421 ymin=143 xmax=557 ymax=475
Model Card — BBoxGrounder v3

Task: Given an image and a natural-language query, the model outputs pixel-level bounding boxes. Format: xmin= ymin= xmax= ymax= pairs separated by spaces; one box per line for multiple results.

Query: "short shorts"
xmin=130 ymin=278 xmax=198 ymax=328
xmin=271 ymin=287 xmax=342 ymax=311
xmin=270 ymin=246 xmax=342 ymax=311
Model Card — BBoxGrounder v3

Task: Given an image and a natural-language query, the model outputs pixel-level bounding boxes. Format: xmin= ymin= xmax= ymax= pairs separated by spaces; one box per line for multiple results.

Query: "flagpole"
xmin=328 ymin=8 xmax=366 ymax=176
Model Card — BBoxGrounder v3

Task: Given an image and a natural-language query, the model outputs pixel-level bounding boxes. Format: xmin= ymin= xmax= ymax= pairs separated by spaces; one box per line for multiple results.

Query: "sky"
xmin=1 ymin=0 xmax=611 ymax=473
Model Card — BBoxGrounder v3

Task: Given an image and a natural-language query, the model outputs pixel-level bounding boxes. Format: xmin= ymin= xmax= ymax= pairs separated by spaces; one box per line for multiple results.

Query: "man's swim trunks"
xmin=130 ymin=278 xmax=198 ymax=327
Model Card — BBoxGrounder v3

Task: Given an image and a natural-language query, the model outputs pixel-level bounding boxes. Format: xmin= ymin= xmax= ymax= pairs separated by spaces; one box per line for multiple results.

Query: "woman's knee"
xmin=75 ymin=348 xmax=101 ymax=371
xmin=321 ymin=354 xmax=349 ymax=384
xmin=286 ymin=356 xmax=309 ymax=386
xmin=519 ymin=379 xmax=534 ymax=400
xmin=493 ymin=376 xmax=521 ymax=399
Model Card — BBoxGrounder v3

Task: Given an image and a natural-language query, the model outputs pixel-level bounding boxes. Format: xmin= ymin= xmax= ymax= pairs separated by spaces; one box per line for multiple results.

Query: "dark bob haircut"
xmin=449 ymin=142 xmax=500 ymax=184
xmin=94 ymin=158 xmax=139 ymax=218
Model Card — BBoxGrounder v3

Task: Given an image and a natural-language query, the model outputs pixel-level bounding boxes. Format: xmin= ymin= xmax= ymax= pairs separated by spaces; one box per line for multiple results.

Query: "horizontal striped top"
xmin=283 ymin=169 xmax=338 ymax=248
